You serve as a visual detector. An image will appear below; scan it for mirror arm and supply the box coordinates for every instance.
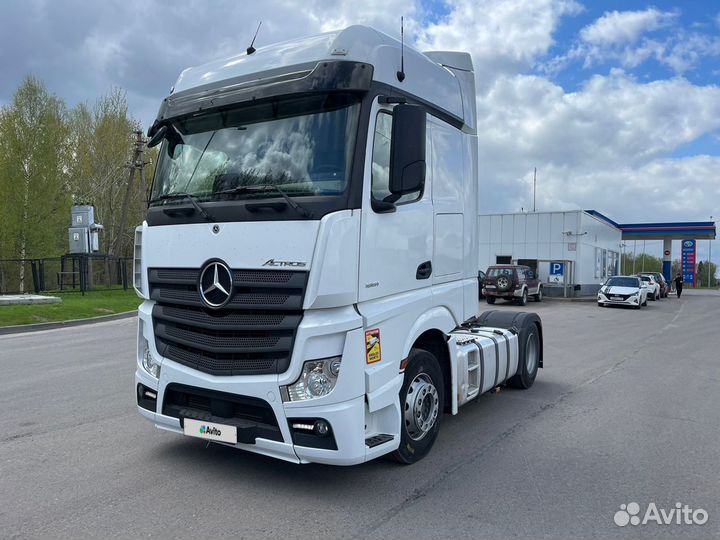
[371,198,397,213]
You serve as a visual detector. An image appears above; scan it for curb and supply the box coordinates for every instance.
[0,311,137,336]
[544,296,597,302]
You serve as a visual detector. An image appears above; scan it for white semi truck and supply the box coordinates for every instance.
[134,25,543,465]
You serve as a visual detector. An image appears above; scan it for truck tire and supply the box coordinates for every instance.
[517,288,528,306]
[507,322,540,389]
[473,310,543,389]
[486,296,496,304]
[392,348,444,464]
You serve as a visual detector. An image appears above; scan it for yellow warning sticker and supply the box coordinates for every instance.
[365,329,382,364]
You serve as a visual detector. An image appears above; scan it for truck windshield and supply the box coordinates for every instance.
[150,93,361,204]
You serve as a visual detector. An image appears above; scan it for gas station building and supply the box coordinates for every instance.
[479,210,716,296]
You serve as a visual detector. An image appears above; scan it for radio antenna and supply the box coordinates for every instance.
[397,16,406,82]
[247,21,262,55]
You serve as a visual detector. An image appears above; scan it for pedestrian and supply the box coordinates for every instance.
[674,272,683,299]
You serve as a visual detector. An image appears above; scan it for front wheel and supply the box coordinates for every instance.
[533,287,543,302]
[392,349,444,464]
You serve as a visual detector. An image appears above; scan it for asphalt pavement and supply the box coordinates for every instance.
[1,289,718,539]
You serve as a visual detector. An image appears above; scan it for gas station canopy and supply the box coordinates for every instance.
[619,222,716,241]
[584,211,716,241]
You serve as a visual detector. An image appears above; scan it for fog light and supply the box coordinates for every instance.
[141,340,160,379]
[314,420,330,437]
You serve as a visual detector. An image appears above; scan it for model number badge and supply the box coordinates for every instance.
[262,259,307,267]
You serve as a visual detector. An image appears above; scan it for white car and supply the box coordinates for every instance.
[637,274,660,300]
[597,276,648,309]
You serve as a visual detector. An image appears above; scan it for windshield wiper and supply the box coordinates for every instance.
[149,192,215,222]
[215,184,314,219]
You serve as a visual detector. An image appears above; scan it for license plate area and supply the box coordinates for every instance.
[611,296,624,301]
[183,417,237,444]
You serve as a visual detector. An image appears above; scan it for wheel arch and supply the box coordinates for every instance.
[402,307,456,414]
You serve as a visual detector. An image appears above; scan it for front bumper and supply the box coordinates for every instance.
[597,293,641,306]
[135,301,372,466]
[482,286,522,298]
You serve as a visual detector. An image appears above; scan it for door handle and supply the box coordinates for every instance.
[416,261,432,280]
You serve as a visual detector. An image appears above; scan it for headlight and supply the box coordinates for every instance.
[283,357,341,402]
[141,338,160,379]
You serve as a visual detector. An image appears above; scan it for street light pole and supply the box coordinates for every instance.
[533,167,537,212]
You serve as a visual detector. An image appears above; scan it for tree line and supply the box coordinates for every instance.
[620,253,717,287]
[0,77,157,267]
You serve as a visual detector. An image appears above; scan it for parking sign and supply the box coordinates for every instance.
[549,262,564,283]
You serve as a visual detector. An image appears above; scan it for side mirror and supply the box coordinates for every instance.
[147,125,167,148]
[389,104,426,197]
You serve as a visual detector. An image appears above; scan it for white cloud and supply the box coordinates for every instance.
[472,70,720,228]
[416,0,582,86]
[660,32,720,72]
[580,8,676,46]
[543,7,720,75]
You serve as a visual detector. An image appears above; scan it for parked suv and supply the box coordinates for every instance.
[637,274,660,300]
[639,272,668,298]
[482,265,543,306]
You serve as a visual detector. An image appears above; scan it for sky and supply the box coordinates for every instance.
[1,0,718,265]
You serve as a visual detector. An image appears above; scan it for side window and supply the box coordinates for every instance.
[371,110,423,206]
[371,111,392,201]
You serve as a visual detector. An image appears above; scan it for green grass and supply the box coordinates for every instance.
[0,289,139,327]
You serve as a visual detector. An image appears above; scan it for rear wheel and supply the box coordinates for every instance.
[517,289,528,306]
[508,323,540,389]
[486,296,496,304]
[392,349,444,464]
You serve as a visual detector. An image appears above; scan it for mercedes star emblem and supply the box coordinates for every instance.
[198,260,233,308]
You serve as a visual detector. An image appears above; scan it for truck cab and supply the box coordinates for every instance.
[134,25,542,465]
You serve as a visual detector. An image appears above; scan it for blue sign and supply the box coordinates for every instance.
[681,239,696,286]
[550,262,564,276]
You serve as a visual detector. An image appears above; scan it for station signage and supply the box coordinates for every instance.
[681,239,696,286]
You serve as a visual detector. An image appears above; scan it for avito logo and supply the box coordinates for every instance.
[199,425,222,436]
[614,502,708,527]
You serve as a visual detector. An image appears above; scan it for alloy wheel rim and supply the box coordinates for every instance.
[404,373,439,441]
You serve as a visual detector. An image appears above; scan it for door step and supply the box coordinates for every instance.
[365,434,394,448]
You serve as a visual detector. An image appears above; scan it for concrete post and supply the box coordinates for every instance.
[663,238,672,284]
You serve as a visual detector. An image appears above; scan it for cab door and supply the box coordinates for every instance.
[358,100,433,302]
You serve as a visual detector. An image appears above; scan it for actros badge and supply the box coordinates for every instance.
[263,259,307,267]
[199,260,233,308]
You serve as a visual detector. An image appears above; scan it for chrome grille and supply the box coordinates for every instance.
[149,267,307,375]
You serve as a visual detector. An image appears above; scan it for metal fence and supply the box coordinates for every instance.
[0,255,132,295]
